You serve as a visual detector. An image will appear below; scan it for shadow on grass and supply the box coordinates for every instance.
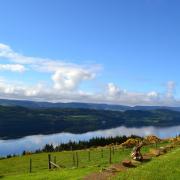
[142,158,151,163]
[0,176,4,179]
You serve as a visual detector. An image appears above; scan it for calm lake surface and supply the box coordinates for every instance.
[0,125,180,156]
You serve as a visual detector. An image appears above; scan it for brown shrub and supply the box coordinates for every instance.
[144,135,161,145]
[121,138,139,148]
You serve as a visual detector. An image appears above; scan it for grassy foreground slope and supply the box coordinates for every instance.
[115,147,180,180]
[1,167,97,180]
[0,146,131,179]
[1,142,179,180]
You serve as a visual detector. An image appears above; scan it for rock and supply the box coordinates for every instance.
[122,160,135,167]
[149,149,161,156]
[159,147,167,153]
[149,147,167,157]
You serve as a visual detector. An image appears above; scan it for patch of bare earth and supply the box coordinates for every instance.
[84,155,153,180]
[84,145,175,180]
[84,161,134,180]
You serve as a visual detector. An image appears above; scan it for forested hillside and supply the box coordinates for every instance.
[0,106,180,139]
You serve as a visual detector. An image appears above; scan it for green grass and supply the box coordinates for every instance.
[0,142,176,180]
[0,146,131,179]
[114,147,180,180]
[1,167,97,180]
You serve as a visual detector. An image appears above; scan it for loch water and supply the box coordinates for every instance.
[0,125,180,156]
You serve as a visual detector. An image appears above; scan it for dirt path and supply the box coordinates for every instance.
[84,154,153,180]
[84,144,177,180]
[84,163,128,180]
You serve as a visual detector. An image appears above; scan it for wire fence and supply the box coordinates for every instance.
[0,142,166,176]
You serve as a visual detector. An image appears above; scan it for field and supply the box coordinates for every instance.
[115,147,180,180]
[1,141,179,179]
[0,146,131,179]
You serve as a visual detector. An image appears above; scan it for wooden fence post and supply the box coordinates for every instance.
[88,150,90,161]
[76,152,79,168]
[101,149,103,158]
[29,158,32,173]
[48,154,51,169]
[112,146,115,155]
[109,147,112,164]
[72,152,75,166]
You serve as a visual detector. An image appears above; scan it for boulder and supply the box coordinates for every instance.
[122,160,135,167]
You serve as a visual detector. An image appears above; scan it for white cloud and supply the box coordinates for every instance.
[166,81,176,98]
[0,43,98,91]
[52,68,95,91]
[0,43,180,106]
[147,91,158,98]
[0,77,179,107]
[101,82,179,106]
[107,83,126,97]
[107,83,120,96]
[0,64,26,73]
[0,43,34,64]
[25,84,44,97]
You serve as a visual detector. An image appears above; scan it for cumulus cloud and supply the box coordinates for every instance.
[166,81,176,98]
[0,43,98,91]
[100,82,178,106]
[0,43,180,106]
[107,83,121,96]
[0,77,179,106]
[52,68,95,91]
[147,91,159,98]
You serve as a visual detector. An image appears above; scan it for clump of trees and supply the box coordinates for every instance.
[34,135,142,153]
[144,135,161,144]
[121,138,141,148]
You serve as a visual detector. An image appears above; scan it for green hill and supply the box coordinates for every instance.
[115,147,180,180]
[0,105,180,139]
[0,142,179,180]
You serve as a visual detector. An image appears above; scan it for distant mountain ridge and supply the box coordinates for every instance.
[0,98,180,112]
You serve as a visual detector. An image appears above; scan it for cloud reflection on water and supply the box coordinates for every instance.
[0,125,180,156]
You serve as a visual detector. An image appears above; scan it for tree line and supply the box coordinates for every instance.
[33,135,142,153]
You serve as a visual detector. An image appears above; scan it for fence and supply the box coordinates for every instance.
[1,142,163,176]
[25,146,130,174]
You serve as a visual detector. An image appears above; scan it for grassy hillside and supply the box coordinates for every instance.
[0,146,131,178]
[0,105,180,139]
[0,142,176,180]
[115,147,180,180]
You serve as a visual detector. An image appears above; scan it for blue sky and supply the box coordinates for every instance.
[0,0,180,106]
